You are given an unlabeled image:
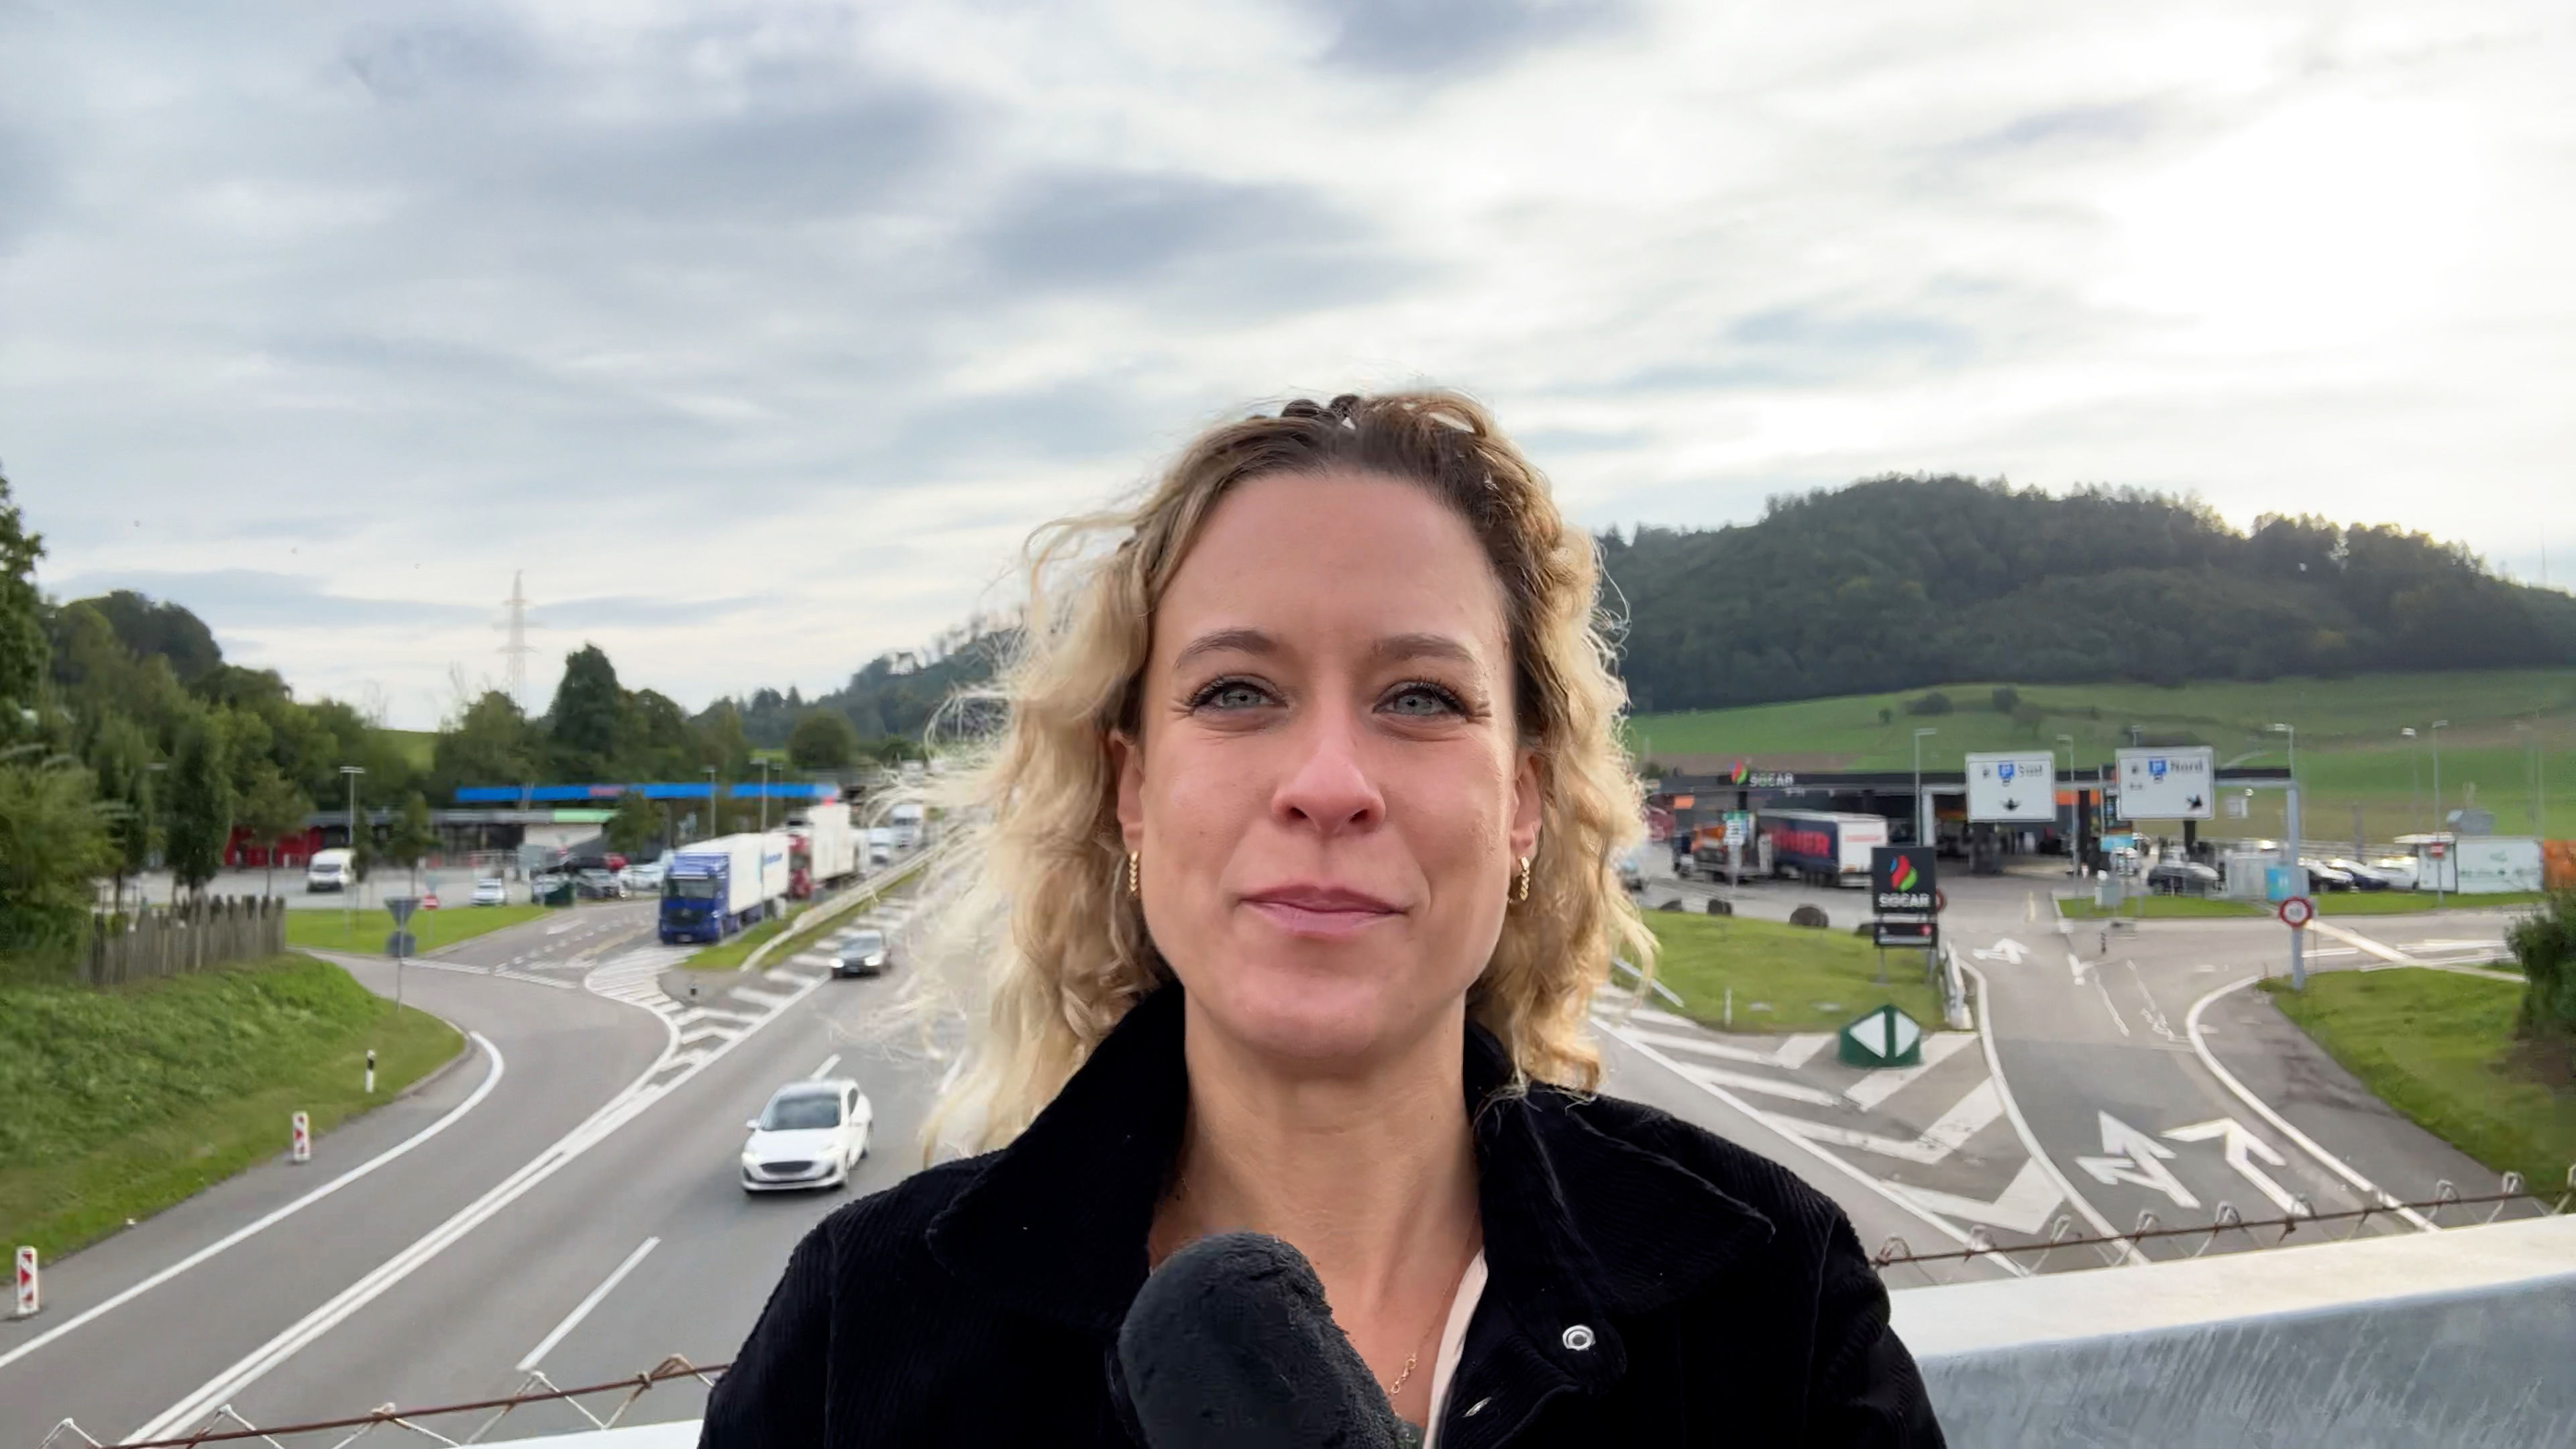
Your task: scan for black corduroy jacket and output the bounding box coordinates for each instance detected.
[702,986,1945,1446]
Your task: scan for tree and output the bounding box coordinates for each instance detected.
[0,467,47,733]
[432,690,541,796]
[69,590,223,683]
[549,644,631,780]
[1876,707,1894,725]
[788,710,859,771]
[1990,686,2021,715]
[88,716,157,912]
[165,718,233,898]
[605,789,662,859]
[1904,691,1954,716]
[384,791,438,895]
[0,745,117,957]
[237,764,311,898]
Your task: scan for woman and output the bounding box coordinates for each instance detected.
[702,392,1943,1446]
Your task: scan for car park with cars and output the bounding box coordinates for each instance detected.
[471,877,508,906]
[2145,859,2220,895]
[741,1079,871,1192]
[2322,857,2394,890]
[574,867,628,900]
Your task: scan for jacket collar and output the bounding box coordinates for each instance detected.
[926,985,1776,1354]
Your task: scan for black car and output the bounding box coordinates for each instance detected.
[574,868,628,900]
[833,927,894,978]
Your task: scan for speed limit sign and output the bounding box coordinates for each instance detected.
[2277,896,2315,928]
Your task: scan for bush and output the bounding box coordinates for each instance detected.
[1876,707,1894,725]
[1903,692,1953,716]
[1990,686,2020,714]
[1789,904,1830,928]
[1705,898,1732,916]
[0,746,115,963]
[2509,890,2576,1042]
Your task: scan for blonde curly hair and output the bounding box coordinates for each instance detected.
[904,390,1653,1154]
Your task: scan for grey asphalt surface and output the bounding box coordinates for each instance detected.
[0,906,672,1448]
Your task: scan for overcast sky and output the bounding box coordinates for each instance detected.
[4,0,2569,729]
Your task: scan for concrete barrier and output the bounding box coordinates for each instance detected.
[1894,1214,2576,1447]
[490,1216,2575,1447]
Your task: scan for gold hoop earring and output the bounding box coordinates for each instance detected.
[1515,855,1531,904]
[1127,851,1140,897]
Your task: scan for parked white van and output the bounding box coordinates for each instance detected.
[305,847,354,893]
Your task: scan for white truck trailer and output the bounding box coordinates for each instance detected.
[788,802,858,898]
[658,832,792,944]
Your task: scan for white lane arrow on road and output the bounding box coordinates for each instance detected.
[1972,938,2030,965]
[1888,1159,2065,1235]
[2073,1110,2202,1210]
[2163,1117,2300,1215]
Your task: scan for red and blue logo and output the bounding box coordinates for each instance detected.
[1890,857,1921,893]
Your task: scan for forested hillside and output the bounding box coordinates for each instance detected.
[1601,476,2576,714]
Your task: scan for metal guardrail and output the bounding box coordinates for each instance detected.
[1870,1169,2573,1284]
[40,1356,727,1449]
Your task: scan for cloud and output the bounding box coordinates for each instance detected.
[48,570,486,630]
[3,0,2567,727]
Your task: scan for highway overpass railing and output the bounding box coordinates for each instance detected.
[41,1208,2573,1448]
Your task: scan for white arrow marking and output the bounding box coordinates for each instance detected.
[1770,1080,2003,1164]
[2072,1110,2201,1209]
[1888,1159,2065,1234]
[2065,951,2086,985]
[1843,1032,1978,1110]
[1972,937,2030,965]
[2163,1118,2300,1215]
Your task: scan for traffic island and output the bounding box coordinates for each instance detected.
[1640,913,1945,1033]
[0,953,463,1262]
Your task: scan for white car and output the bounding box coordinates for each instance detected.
[619,857,668,892]
[741,1079,872,1193]
[471,877,508,906]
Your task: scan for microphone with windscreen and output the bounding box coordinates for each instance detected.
[1119,1231,1408,1449]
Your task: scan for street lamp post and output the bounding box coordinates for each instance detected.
[2402,727,2421,834]
[758,759,773,837]
[2269,724,2302,987]
[2430,720,2450,905]
[1912,728,1937,849]
[2056,733,2080,876]
[339,765,366,931]
[703,766,718,841]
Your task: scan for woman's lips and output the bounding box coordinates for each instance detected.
[1241,886,1402,939]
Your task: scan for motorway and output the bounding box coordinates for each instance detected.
[5,859,2543,1440]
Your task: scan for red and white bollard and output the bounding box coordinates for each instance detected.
[290,1111,312,1165]
[13,1246,35,1319]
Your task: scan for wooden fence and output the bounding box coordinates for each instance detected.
[86,896,289,986]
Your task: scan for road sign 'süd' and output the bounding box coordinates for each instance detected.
[1870,846,1937,916]
[1839,1004,1925,1069]
[2114,746,2216,821]
[1964,752,2057,824]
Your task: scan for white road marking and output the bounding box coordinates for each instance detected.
[2164,1118,2300,1216]
[1954,959,2145,1266]
[809,1053,842,1079]
[0,1034,505,1375]
[1591,1016,2024,1274]
[2126,961,2179,1042]
[728,984,798,1010]
[1617,1027,1833,1071]
[1888,1160,2064,1235]
[1769,1081,2003,1164]
[516,1237,659,1373]
[1842,1033,1980,1110]
[2074,1111,2199,1209]
[2092,976,2131,1036]
[2182,977,2438,1232]
[2065,951,2086,985]
[1667,1062,1843,1107]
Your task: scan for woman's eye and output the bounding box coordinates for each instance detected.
[1383,683,1462,718]
[1193,679,1273,710]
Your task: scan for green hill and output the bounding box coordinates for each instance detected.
[1629,668,2576,842]
[1601,476,2576,713]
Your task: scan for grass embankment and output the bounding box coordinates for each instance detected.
[682,910,799,971]
[1640,912,1944,1032]
[0,954,463,1260]
[1628,667,2576,840]
[283,903,550,955]
[2057,890,2552,921]
[682,857,933,971]
[2263,969,2576,1195]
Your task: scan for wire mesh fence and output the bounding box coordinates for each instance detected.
[1868,1167,2572,1286]
[38,1356,726,1449]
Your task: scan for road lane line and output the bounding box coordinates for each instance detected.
[1768,1081,2002,1163]
[0,1033,504,1375]
[809,1053,842,1079]
[1955,960,2145,1267]
[1593,1017,2026,1277]
[1842,1032,1979,1110]
[131,917,857,1440]
[2182,977,2437,1232]
[515,1238,659,1372]
[2092,977,2131,1036]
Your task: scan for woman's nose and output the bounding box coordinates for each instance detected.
[1271,709,1383,835]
